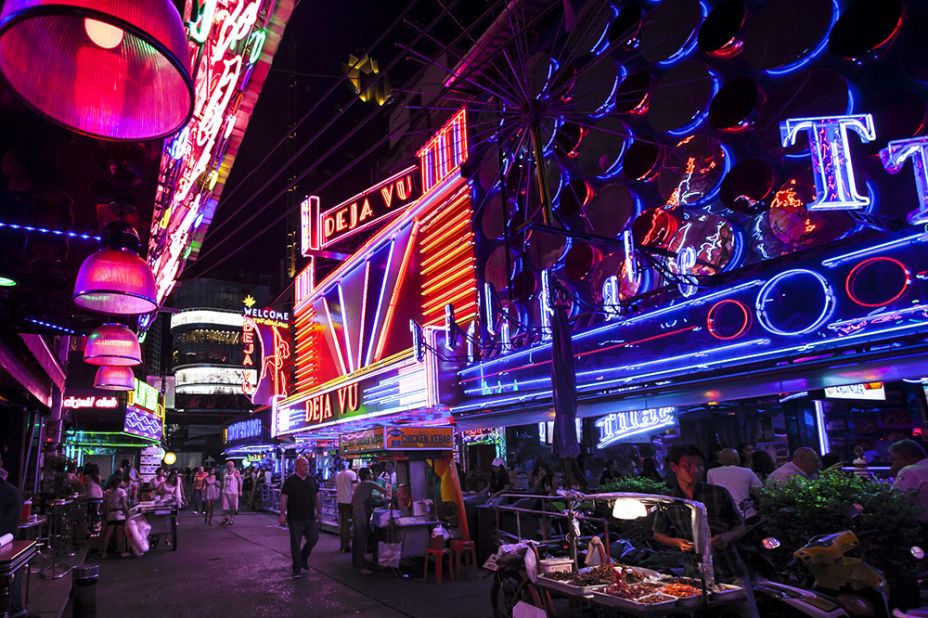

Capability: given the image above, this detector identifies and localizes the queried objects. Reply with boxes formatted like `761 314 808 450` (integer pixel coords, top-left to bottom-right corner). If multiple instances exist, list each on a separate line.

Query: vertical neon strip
483 281 497 336
375 222 420 361
337 282 355 373
321 296 348 376
437 132 448 182
814 399 830 456
467 321 477 363
540 269 553 341
365 240 395 366
357 261 370 367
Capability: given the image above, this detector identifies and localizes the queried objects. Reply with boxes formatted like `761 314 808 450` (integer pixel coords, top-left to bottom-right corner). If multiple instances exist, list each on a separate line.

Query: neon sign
881 136 928 225
417 108 469 194
595 407 677 448
128 379 161 415
225 418 263 444
241 300 292 405
64 396 119 410
147 0 295 312
303 166 419 251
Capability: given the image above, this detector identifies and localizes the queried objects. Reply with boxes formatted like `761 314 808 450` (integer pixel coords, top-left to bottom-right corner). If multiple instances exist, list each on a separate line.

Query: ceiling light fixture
83 323 142 366
74 223 157 316
0 0 193 140
93 365 135 391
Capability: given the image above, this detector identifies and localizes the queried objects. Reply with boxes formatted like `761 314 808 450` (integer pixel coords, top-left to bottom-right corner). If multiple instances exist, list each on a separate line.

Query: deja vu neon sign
781 113 928 224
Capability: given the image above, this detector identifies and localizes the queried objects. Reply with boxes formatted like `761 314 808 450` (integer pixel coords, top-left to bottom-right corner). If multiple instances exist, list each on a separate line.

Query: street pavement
94 511 492 618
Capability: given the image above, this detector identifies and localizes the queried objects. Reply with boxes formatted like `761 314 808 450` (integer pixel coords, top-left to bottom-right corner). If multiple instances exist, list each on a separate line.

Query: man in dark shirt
351 468 386 575
279 456 321 578
653 444 758 616
653 444 747 582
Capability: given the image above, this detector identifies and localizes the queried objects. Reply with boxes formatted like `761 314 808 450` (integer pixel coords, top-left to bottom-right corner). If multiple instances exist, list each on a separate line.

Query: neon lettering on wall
304 382 360 423
300 196 320 255
880 137 928 225
225 418 262 443
539 269 553 341
779 114 876 211
595 407 677 447
63 396 119 410
312 166 419 250
602 275 621 319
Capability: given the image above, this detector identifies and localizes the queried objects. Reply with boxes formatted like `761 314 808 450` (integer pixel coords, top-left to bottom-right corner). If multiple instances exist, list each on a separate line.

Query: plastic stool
423 536 454 583
450 539 477 575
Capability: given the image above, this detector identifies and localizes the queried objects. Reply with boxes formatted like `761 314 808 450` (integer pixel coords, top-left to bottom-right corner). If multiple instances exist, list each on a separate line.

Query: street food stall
339 425 468 560
489 492 746 616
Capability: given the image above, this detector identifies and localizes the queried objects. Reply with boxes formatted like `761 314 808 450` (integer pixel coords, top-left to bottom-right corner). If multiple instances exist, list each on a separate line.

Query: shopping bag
377 541 402 568
126 514 151 557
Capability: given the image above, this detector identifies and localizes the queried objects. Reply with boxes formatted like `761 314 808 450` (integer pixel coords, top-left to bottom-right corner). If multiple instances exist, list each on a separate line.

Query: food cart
131 501 178 552
339 425 468 560
490 492 746 616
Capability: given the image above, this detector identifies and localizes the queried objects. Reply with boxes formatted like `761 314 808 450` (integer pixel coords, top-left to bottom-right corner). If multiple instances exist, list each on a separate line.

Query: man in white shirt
766 447 821 488
335 462 357 553
890 439 928 529
707 448 763 519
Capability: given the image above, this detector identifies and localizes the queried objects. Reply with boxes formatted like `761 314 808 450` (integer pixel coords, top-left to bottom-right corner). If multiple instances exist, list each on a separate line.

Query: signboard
302 165 420 252
223 411 271 448
128 379 161 415
460 427 500 445
274 358 427 437
595 407 677 449
140 445 164 483
339 427 385 455
384 426 453 450
825 382 886 401
63 395 120 410
241 295 292 406
124 406 163 443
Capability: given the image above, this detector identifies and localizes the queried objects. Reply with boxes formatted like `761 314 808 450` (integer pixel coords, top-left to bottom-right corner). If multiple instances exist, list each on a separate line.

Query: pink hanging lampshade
74 223 157 315
84 323 142 366
93 365 135 391
0 0 193 141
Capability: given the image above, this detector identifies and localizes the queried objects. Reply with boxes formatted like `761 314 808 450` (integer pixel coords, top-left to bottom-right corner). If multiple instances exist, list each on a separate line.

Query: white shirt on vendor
707 465 762 518
335 469 357 505
766 461 813 488
895 457 928 523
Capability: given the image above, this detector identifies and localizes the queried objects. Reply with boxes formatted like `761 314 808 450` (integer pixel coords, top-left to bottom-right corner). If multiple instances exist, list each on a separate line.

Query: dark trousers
338 503 352 550
352 518 371 570
191 489 203 512
288 518 319 571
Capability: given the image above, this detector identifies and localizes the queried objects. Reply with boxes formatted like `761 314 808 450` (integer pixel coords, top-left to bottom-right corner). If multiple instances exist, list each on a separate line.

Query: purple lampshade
94 365 135 391
0 0 193 140
73 247 157 315
84 323 142 366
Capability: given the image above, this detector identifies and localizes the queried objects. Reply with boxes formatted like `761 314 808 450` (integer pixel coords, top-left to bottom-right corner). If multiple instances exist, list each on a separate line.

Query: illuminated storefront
276 109 476 448
444 1 928 460
64 379 165 472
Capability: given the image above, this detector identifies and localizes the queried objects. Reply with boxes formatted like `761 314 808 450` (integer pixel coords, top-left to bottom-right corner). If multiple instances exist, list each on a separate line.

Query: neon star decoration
779 114 876 211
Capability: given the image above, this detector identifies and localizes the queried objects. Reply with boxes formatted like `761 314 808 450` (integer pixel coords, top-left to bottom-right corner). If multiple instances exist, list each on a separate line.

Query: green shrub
598 475 670 495
757 469 920 578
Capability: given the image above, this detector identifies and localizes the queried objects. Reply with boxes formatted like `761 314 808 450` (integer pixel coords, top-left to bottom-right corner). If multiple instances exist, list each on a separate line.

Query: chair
423 534 454 583
450 538 477 576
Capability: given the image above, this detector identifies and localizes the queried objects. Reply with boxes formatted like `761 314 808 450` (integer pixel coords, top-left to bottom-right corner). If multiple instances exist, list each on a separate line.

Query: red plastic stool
423 535 454 583
450 539 477 576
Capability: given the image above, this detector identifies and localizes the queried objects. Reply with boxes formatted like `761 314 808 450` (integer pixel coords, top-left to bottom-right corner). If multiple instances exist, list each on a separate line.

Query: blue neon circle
755 268 835 336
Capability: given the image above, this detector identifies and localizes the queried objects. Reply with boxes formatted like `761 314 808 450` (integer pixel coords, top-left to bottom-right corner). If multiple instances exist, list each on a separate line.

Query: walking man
280 456 321 578
192 466 207 514
335 461 357 553
220 460 241 526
